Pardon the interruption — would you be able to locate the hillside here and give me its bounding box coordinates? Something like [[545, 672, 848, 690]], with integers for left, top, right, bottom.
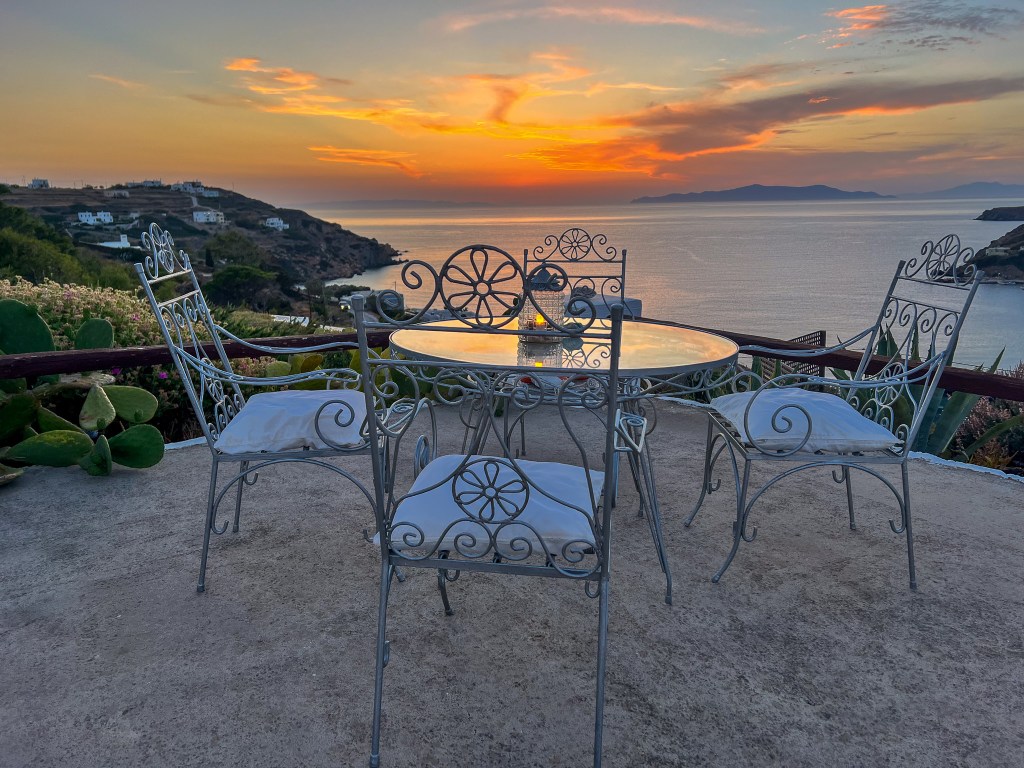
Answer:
[[0, 185, 399, 281], [976, 223, 1024, 281], [976, 206, 1024, 222], [631, 184, 890, 204]]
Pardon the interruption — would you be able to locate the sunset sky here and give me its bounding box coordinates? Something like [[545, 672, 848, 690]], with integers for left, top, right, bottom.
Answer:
[[2, 0, 1022, 205]]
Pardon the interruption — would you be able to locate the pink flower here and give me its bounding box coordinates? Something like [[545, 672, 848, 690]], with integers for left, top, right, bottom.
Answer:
[[157, 371, 169, 379], [111, 367, 122, 375]]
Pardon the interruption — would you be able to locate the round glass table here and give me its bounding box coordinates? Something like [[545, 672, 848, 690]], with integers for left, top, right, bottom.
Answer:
[[390, 318, 739, 378]]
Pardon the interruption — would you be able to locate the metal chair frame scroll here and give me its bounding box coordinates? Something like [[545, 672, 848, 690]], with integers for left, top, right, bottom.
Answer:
[[355, 244, 624, 767], [687, 234, 983, 589], [135, 223, 375, 593]]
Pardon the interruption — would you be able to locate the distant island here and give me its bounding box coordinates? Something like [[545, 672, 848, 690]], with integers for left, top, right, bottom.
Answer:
[[631, 184, 892, 204], [901, 182, 1024, 200]]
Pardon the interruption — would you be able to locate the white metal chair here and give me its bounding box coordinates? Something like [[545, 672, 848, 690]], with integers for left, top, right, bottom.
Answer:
[[354, 245, 624, 767], [686, 234, 983, 589], [135, 223, 375, 593], [524, 226, 638, 318]]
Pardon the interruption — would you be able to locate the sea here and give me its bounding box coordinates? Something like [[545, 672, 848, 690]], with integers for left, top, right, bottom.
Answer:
[[310, 199, 1024, 369]]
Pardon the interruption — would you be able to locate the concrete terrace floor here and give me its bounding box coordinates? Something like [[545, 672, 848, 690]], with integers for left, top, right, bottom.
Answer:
[[1, 403, 1022, 768]]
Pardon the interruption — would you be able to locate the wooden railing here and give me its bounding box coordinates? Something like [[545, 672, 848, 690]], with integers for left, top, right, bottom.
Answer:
[[1, 322, 1021, 402]]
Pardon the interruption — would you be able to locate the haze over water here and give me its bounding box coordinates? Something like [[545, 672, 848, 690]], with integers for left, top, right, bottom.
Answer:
[[316, 199, 1024, 368]]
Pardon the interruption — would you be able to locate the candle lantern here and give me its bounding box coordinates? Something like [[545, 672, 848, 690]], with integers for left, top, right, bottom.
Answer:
[[519, 267, 564, 343]]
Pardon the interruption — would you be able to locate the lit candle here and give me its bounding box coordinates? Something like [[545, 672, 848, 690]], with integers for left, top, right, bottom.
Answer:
[[534, 312, 546, 330]]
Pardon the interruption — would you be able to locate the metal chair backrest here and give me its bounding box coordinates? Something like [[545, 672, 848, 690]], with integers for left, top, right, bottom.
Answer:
[[354, 243, 623, 577], [134, 223, 245, 450], [525, 227, 629, 318], [849, 234, 983, 446]]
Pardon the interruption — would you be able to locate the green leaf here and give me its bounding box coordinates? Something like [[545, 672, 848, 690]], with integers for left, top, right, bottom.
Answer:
[[74, 318, 115, 350], [108, 424, 165, 468], [78, 434, 113, 476], [102, 385, 158, 424], [79, 386, 116, 431], [6, 430, 93, 467]]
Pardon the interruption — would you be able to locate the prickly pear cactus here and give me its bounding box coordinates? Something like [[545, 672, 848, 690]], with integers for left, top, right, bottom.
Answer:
[[74, 318, 115, 350], [108, 424, 165, 468], [103, 385, 158, 423], [78, 435, 113, 476], [0, 299, 56, 354], [79, 386, 116, 431], [6, 430, 93, 467]]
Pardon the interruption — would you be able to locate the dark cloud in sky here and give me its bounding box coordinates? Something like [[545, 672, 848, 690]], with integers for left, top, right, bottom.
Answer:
[[829, 1, 1023, 49]]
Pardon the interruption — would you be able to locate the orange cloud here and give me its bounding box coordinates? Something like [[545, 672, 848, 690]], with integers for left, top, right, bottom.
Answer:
[[309, 146, 423, 178], [523, 75, 1024, 177], [224, 56, 346, 95], [829, 5, 889, 29]]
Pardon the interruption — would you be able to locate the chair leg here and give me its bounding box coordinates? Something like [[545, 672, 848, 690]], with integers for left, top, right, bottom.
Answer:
[[369, 560, 395, 768], [636, 447, 672, 605], [197, 461, 219, 594], [436, 557, 456, 616], [902, 464, 917, 591], [843, 466, 856, 530], [232, 460, 249, 533], [592, 577, 610, 768], [685, 416, 717, 528], [625, 449, 645, 518], [712, 460, 752, 583]]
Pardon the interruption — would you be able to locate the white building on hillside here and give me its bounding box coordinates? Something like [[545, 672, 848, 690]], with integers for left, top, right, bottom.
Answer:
[[104, 189, 130, 198], [262, 216, 289, 231], [29, 178, 49, 189], [193, 210, 225, 224], [200, 188, 220, 198], [76, 211, 113, 225]]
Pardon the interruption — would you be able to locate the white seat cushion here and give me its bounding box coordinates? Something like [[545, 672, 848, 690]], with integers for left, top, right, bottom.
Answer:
[[710, 388, 899, 453], [386, 454, 602, 559], [214, 389, 366, 455]]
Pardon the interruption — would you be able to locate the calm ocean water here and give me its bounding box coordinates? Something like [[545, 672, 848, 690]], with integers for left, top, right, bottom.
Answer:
[[310, 199, 1024, 368]]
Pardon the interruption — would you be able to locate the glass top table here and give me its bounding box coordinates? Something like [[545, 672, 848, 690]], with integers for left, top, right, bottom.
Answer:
[[389, 319, 739, 378]]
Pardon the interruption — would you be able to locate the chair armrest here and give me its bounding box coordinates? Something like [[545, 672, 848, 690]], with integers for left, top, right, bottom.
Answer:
[[175, 349, 359, 389], [740, 326, 875, 359], [751, 352, 944, 393], [213, 324, 359, 355]]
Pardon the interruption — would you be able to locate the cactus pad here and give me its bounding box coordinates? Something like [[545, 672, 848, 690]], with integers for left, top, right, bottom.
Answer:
[[0, 394, 37, 442], [109, 424, 165, 468], [6, 430, 93, 467], [0, 462, 23, 487], [38, 407, 85, 434], [103, 386, 158, 424], [79, 386, 116, 431], [78, 434, 113, 476], [0, 299, 55, 354], [74, 318, 115, 350]]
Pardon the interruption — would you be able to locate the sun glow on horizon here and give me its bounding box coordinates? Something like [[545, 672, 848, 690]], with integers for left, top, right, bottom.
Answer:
[[2, 1, 1022, 203]]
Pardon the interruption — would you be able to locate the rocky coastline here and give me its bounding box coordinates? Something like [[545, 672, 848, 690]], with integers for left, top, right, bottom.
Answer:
[[976, 220, 1024, 282]]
